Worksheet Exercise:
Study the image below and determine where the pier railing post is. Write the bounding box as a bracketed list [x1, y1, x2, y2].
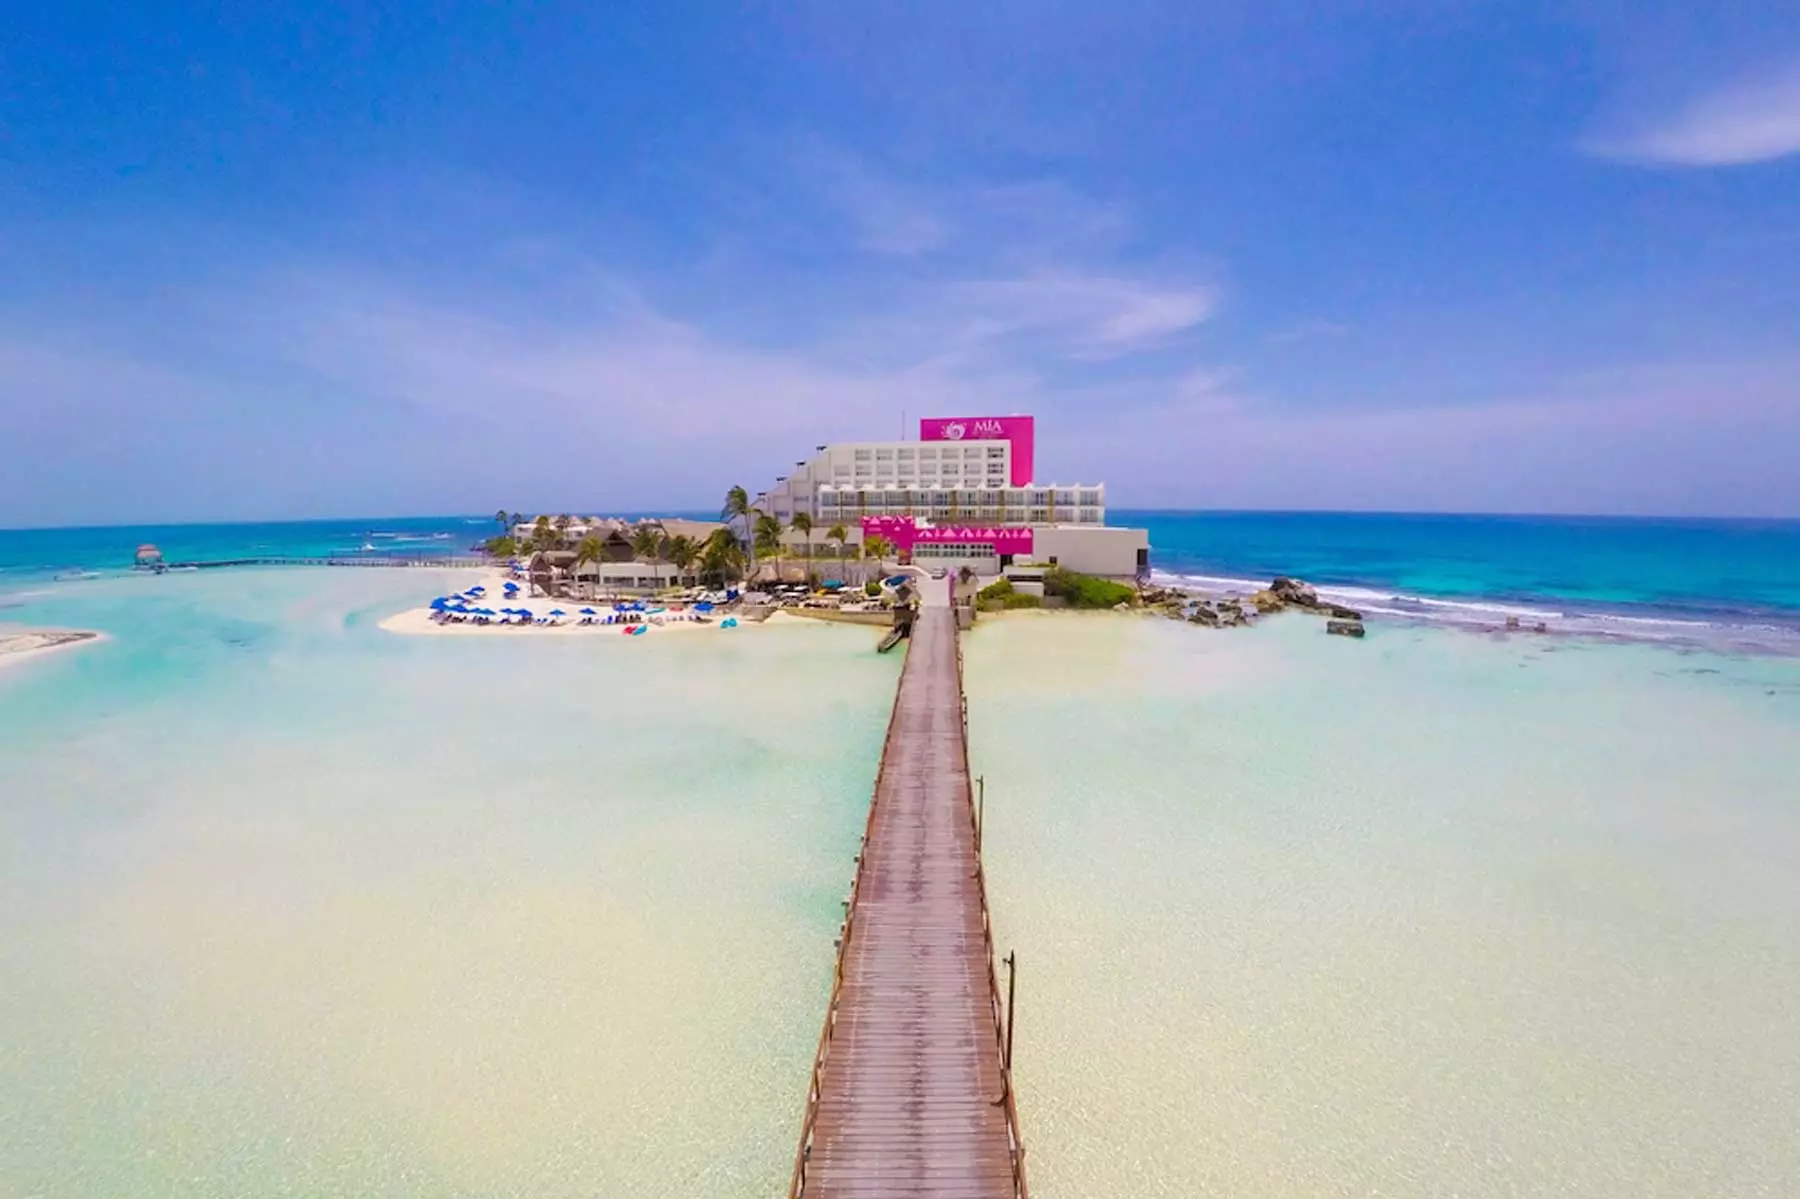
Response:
[977, 775, 985, 852]
[1004, 950, 1017, 1073]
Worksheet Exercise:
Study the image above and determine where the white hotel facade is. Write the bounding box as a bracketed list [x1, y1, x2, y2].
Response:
[758, 442, 1107, 527]
[753, 416, 1148, 579]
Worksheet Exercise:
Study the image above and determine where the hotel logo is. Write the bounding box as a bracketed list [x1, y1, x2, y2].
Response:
[942, 421, 967, 440]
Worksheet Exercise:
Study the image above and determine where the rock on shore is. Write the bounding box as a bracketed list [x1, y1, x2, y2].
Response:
[1138, 577, 1362, 637]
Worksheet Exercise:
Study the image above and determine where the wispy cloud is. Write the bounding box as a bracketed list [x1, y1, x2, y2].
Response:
[781, 142, 949, 256]
[943, 275, 1219, 359]
[1264, 319, 1348, 346]
[1587, 58, 1800, 166]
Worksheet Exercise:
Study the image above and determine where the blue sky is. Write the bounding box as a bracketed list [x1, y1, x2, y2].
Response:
[3, 1, 1798, 524]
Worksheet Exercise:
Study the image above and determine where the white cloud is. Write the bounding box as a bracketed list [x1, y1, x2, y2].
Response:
[944, 275, 1219, 359]
[1588, 59, 1800, 166]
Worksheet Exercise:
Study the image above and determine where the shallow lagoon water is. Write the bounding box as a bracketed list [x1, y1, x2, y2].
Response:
[6, 570, 1800, 1196]
[966, 613, 1800, 1197]
[1, 568, 895, 1197]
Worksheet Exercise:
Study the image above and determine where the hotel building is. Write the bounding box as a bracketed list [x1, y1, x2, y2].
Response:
[753, 415, 1148, 579]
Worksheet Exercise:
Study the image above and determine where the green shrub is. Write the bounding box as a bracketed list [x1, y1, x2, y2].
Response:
[976, 578, 1014, 602]
[1001, 592, 1042, 609]
[864, 580, 883, 598]
[1044, 567, 1136, 609]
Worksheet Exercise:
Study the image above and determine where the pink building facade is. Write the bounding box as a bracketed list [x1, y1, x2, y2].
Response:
[861, 515, 1035, 557]
[918, 415, 1035, 487]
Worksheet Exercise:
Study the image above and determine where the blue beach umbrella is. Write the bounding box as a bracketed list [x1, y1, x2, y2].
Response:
[430, 597, 450, 610]
[549, 609, 566, 617]
[580, 607, 597, 615]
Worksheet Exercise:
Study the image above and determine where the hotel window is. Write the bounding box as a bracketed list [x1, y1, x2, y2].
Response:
[855, 465, 872, 478]
[898, 447, 914, 459]
[964, 447, 982, 458]
[1080, 508, 1101, 523]
[919, 447, 937, 458]
[875, 448, 895, 459]
[930, 490, 949, 505]
[987, 446, 1006, 458]
[1030, 490, 1050, 505]
[854, 449, 872, 460]
[1080, 490, 1101, 506]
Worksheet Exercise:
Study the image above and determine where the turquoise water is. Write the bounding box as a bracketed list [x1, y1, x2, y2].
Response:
[1119, 511, 1800, 653]
[7, 530, 1800, 1195]
[10, 512, 1798, 652]
[0, 517, 489, 580]
[968, 613, 1800, 1197]
[1, 567, 897, 1197]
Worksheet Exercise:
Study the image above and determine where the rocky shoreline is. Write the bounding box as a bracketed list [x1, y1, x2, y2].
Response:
[1135, 575, 1567, 642]
[1139, 576, 1369, 638]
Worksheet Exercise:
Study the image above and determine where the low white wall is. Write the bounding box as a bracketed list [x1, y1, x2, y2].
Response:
[1028, 525, 1148, 578]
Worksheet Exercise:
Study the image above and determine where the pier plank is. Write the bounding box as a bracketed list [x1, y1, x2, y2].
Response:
[790, 598, 1025, 1198]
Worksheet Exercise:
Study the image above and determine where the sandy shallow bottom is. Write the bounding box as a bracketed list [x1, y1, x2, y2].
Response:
[7, 567, 1800, 1197]
[966, 613, 1800, 1198]
[0, 626, 103, 669]
[0, 567, 894, 1198]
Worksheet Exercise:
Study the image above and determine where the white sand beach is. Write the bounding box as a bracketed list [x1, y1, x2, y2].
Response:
[378, 573, 773, 637]
[0, 625, 104, 669]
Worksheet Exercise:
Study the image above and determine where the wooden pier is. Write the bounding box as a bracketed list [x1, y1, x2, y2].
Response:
[142, 555, 490, 571]
[789, 585, 1027, 1198]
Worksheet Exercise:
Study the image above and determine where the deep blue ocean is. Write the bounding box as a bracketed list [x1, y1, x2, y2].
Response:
[4, 511, 1799, 652]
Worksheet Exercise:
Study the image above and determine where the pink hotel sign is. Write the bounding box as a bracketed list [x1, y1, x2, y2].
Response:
[861, 515, 1034, 557]
[918, 415, 1035, 487]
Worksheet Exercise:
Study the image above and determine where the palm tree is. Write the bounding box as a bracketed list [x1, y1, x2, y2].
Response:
[530, 514, 554, 554]
[754, 513, 785, 584]
[493, 509, 510, 534]
[826, 523, 848, 583]
[509, 511, 524, 532]
[575, 533, 606, 600]
[721, 485, 759, 580]
[665, 535, 699, 586]
[790, 512, 814, 577]
[553, 514, 573, 547]
[863, 534, 895, 582]
[701, 527, 744, 585]
[630, 524, 664, 591]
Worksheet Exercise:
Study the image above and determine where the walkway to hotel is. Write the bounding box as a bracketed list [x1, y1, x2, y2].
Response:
[789, 578, 1027, 1198]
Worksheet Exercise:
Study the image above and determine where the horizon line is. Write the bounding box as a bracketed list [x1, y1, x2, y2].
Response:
[5, 507, 1800, 534]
